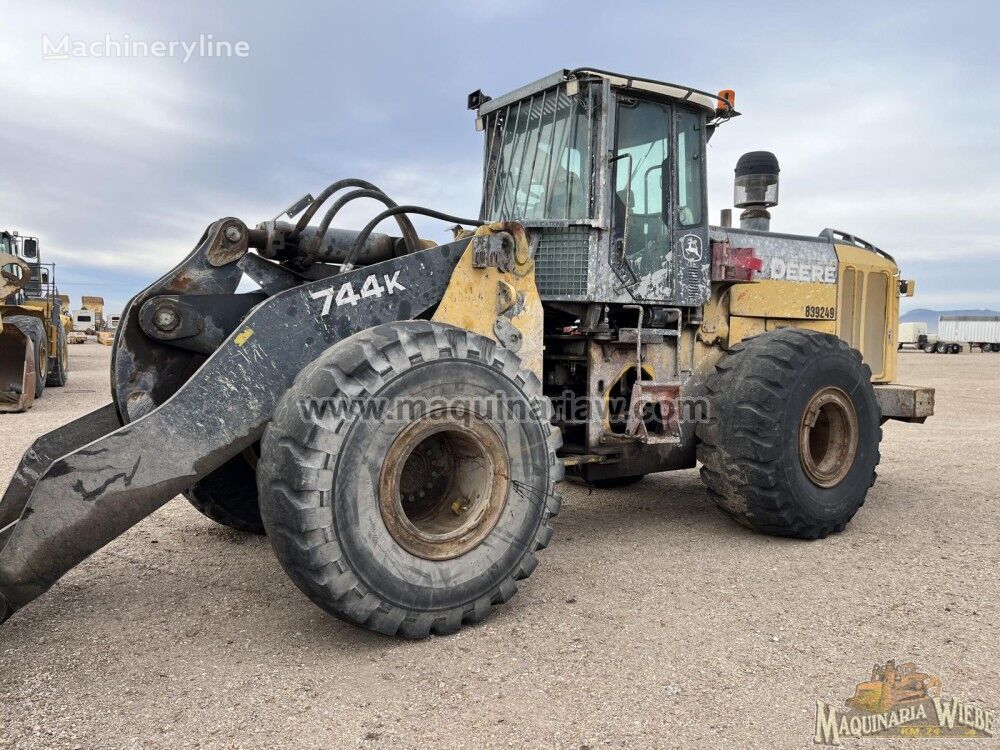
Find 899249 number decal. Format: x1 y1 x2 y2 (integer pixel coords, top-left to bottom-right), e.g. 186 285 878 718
804 305 836 319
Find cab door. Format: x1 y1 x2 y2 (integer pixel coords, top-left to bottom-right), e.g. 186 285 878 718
611 98 709 305
672 107 709 306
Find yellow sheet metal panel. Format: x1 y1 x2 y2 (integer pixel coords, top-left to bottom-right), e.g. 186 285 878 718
432 223 543 378
729 279 836 320
727 315 766 345
765 319 837 335
834 244 898 382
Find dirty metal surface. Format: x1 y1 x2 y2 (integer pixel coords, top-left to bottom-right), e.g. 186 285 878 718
112 219 247 424
709 226 838 285
0 239 468 621
872 383 935 421
0 403 120 548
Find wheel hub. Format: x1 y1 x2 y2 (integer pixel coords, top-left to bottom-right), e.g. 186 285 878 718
379 410 510 560
798 386 859 488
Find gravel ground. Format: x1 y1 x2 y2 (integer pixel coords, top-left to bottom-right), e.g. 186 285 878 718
0 344 997 749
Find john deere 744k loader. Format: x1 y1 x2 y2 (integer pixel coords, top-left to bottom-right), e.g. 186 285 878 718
0 69 934 637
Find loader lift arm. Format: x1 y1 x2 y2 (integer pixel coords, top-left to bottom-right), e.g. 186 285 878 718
0 218 469 623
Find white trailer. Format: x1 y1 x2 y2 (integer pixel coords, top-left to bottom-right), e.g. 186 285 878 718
71 309 97 333
898 322 929 350
937 315 1000 353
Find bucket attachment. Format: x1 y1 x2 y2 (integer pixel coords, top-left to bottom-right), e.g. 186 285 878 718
0 321 36 413
0 218 468 624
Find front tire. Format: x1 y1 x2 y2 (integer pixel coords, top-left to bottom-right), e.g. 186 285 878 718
258 321 562 638
696 329 882 539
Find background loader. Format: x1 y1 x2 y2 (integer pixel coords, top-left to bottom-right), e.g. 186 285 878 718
0 231 70 411
0 69 934 638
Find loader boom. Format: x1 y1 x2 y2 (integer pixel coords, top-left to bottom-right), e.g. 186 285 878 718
0 219 468 622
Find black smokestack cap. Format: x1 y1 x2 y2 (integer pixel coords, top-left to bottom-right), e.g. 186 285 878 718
735 151 780 178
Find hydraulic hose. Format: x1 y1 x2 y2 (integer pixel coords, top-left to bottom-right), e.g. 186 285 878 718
315 188 421 256
289 178 420 252
342 206 484 272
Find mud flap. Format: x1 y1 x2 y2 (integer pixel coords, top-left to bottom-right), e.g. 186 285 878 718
0 239 468 623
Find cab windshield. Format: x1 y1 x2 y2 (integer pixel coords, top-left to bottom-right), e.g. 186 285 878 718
482 85 596 222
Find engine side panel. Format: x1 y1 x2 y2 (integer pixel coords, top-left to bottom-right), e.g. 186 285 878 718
708 227 900 383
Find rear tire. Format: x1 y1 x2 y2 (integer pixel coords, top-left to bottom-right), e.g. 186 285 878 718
183 451 265 535
696 328 882 539
5 316 47 398
257 321 562 638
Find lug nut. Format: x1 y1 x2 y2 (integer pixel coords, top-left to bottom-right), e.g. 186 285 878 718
224 226 242 243
153 306 180 332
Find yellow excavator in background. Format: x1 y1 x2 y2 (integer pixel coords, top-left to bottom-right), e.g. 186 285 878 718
0 231 70 411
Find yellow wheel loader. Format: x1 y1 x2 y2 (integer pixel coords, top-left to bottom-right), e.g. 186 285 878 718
0 69 933 637
0 232 71 411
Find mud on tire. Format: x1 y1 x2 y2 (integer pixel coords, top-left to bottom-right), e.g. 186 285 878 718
257 320 562 638
696 328 882 539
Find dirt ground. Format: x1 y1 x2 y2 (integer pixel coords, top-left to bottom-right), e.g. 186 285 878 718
0 344 996 749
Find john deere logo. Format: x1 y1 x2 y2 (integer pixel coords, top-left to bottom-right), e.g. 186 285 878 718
680 234 702 262
814 660 994 745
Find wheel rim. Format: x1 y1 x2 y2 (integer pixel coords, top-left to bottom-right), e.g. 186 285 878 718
798 386 859 488
379 410 510 560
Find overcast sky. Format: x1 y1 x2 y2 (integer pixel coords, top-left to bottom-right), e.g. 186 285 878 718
1 0 998 313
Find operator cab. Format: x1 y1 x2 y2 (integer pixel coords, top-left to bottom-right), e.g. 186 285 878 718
471 68 736 307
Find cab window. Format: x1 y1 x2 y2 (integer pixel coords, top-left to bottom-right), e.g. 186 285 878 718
676 109 703 227
613 99 670 275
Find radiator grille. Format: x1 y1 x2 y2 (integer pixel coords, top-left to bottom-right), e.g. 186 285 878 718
535 227 590 297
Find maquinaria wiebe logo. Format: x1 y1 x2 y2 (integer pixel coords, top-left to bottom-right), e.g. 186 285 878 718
814 660 994 745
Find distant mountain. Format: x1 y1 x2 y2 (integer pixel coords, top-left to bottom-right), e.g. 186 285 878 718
900 308 1000 333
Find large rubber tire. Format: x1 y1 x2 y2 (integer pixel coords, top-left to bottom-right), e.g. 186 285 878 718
5 315 47 398
696 329 882 539
258 321 562 638
46 322 69 387
183 451 265 535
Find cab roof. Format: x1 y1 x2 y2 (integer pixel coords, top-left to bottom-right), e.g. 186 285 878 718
471 67 737 119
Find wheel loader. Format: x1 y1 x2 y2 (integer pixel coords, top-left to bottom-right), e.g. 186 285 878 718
0 69 934 637
0 231 71 411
